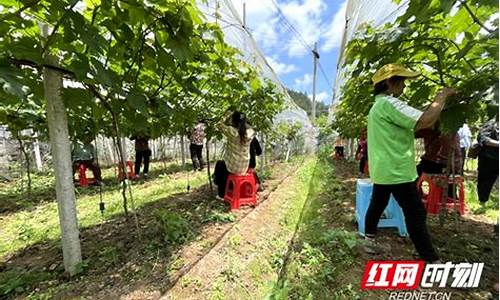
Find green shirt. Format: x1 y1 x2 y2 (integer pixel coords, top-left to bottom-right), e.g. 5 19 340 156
367 94 423 184
72 142 96 163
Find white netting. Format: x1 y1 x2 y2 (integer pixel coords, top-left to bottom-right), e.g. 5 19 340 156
330 0 409 110
325 0 409 156
198 0 317 152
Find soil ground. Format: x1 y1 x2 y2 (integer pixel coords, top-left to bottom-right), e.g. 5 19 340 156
0 159 299 300
1 155 498 300
330 159 499 300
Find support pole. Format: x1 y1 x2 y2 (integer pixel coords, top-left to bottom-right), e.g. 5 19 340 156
312 42 319 124
41 23 82 276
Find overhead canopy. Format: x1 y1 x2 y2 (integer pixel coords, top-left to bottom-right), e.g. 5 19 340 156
197 0 314 132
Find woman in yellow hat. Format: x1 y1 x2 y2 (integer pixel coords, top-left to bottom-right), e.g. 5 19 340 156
364 63 455 262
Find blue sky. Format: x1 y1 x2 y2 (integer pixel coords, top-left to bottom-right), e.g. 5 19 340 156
230 0 347 106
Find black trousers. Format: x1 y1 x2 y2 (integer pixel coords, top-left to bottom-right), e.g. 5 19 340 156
365 181 439 262
190 144 204 171
335 146 344 157
416 159 444 177
135 149 151 175
460 148 466 174
214 160 229 197
477 156 499 203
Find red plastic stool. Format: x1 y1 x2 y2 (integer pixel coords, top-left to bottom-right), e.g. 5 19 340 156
116 160 135 180
417 173 465 215
224 171 257 210
77 163 95 187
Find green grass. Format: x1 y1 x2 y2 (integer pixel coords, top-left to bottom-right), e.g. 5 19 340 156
1 157 303 299
267 151 361 300
464 179 499 220
0 161 208 259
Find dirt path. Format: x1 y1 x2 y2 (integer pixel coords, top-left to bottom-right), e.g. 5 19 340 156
82 160 303 300
161 158 314 300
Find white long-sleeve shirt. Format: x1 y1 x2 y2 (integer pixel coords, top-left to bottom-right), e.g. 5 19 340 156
458 124 472 149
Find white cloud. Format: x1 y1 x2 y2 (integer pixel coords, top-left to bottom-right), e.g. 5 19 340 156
321 0 347 52
252 20 280 49
266 56 299 75
309 91 330 103
294 73 313 91
280 0 327 57
230 0 345 57
228 0 282 49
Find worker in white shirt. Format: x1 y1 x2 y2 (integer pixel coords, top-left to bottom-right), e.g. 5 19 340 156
457 123 472 173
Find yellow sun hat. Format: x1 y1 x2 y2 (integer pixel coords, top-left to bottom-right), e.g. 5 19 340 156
372 63 420 86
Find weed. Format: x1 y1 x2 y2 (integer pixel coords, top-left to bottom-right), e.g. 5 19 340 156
0 161 208 259
0 269 52 296
220 257 240 282
204 211 236 224
227 232 241 248
167 257 185 273
331 283 361 299
74 259 90 275
25 282 70 300
209 276 226 300
319 229 358 262
98 246 120 266
264 280 292 300
179 275 201 288
465 181 499 219
154 209 194 245
258 168 272 181
248 258 271 281
199 239 215 251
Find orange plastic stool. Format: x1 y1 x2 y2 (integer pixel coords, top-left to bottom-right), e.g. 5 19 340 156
417 173 465 215
224 171 257 210
77 163 95 187
117 160 135 180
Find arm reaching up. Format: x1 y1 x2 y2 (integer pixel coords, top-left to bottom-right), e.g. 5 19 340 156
415 88 456 131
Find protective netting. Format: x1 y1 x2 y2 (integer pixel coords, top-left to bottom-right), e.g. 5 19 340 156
326 0 409 157
198 0 317 153
330 0 409 109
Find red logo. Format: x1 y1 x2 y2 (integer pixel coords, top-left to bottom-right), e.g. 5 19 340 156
361 261 425 290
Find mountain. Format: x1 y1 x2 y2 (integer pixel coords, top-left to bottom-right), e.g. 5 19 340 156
286 89 329 119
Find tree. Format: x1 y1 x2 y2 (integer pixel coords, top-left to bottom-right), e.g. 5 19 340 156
41 22 82 275
275 121 303 161
287 88 329 120
0 0 286 274
316 114 334 144
334 0 498 136
334 0 498 224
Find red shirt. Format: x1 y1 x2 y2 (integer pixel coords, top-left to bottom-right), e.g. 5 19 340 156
416 129 461 168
